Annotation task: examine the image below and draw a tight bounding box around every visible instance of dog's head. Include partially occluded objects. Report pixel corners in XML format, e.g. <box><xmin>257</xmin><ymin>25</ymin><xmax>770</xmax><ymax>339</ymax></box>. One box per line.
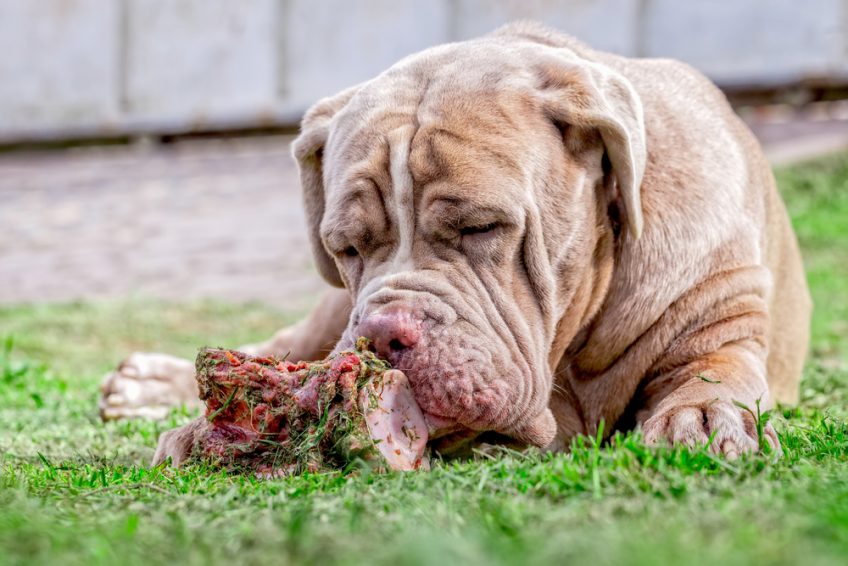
<box><xmin>292</xmin><ymin>24</ymin><xmax>646</xmax><ymax>449</ymax></box>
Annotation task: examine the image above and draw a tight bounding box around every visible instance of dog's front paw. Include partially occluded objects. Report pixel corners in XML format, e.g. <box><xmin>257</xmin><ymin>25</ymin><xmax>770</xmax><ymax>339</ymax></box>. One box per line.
<box><xmin>152</xmin><ymin>417</ymin><xmax>208</xmax><ymax>466</ymax></box>
<box><xmin>99</xmin><ymin>352</ymin><xmax>200</xmax><ymax>421</ymax></box>
<box><xmin>642</xmin><ymin>400</ymin><xmax>781</xmax><ymax>458</ymax></box>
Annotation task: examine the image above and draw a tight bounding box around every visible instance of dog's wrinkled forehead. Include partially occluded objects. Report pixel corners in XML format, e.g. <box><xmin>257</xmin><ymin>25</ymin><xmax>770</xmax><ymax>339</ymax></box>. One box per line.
<box><xmin>320</xmin><ymin>42</ymin><xmax>553</xmax><ymax>196</ymax></box>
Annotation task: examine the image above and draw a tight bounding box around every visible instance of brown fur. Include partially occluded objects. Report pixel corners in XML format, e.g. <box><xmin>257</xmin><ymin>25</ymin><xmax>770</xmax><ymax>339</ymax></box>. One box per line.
<box><xmin>108</xmin><ymin>22</ymin><xmax>812</xmax><ymax>459</ymax></box>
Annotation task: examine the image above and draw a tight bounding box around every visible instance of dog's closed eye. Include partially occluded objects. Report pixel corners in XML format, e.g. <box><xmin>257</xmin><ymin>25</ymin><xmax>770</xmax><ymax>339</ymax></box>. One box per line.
<box><xmin>459</xmin><ymin>223</ymin><xmax>499</xmax><ymax>237</ymax></box>
<box><xmin>458</xmin><ymin>223</ymin><xmax>504</xmax><ymax>255</ymax></box>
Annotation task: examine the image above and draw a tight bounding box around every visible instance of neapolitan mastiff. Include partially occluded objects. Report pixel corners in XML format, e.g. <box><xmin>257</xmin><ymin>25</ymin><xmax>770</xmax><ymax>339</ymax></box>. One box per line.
<box><xmin>100</xmin><ymin>23</ymin><xmax>811</xmax><ymax>460</ymax></box>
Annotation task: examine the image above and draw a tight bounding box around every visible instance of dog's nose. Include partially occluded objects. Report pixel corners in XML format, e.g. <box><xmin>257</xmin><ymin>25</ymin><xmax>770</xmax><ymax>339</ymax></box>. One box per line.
<box><xmin>357</xmin><ymin>308</ymin><xmax>421</xmax><ymax>359</ymax></box>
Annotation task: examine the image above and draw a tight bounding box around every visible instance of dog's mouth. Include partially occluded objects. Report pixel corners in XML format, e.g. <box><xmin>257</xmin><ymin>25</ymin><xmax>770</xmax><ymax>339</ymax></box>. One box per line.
<box><xmin>421</xmin><ymin>411</ymin><xmax>479</xmax><ymax>453</ymax></box>
<box><xmin>423</xmin><ymin>411</ymin><xmax>461</xmax><ymax>437</ymax></box>
<box><xmin>388</xmin><ymin>349</ymin><xmax>539</xmax><ymax>453</ymax></box>
<box><xmin>343</xmin><ymin>313</ymin><xmax>543</xmax><ymax>453</ymax></box>
<box><xmin>422</xmin><ymin>411</ymin><xmax>532</xmax><ymax>456</ymax></box>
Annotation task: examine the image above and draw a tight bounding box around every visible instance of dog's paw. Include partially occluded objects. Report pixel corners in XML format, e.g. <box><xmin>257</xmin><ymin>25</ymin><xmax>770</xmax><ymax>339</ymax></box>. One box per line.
<box><xmin>152</xmin><ymin>417</ymin><xmax>208</xmax><ymax>466</ymax></box>
<box><xmin>99</xmin><ymin>352</ymin><xmax>200</xmax><ymax>421</ymax></box>
<box><xmin>642</xmin><ymin>400</ymin><xmax>781</xmax><ymax>458</ymax></box>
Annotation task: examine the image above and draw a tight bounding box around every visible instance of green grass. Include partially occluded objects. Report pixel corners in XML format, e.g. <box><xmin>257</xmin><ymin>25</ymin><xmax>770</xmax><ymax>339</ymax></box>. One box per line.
<box><xmin>2</xmin><ymin>154</ymin><xmax>848</xmax><ymax>565</ymax></box>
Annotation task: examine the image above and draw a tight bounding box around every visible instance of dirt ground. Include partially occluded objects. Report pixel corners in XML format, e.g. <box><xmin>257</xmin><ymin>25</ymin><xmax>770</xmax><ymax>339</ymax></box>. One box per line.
<box><xmin>1</xmin><ymin>109</ymin><xmax>846</xmax><ymax>309</ymax></box>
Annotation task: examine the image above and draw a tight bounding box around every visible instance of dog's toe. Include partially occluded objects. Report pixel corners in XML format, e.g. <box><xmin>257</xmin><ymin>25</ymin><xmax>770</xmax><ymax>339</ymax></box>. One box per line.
<box><xmin>642</xmin><ymin>400</ymin><xmax>780</xmax><ymax>458</ymax></box>
<box><xmin>666</xmin><ymin>406</ymin><xmax>711</xmax><ymax>447</ymax></box>
<box><xmin>99</xmin><ymin>352</ymin><xmax>199</xmax><ymax>421</ymax></box>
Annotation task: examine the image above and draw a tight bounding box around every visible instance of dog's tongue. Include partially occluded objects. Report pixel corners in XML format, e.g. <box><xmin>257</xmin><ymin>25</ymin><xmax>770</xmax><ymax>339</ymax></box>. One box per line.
<box><xmin>359</xmin><ymin>369</ymin><xmax>430</xmax><ymax>471</ymax></box>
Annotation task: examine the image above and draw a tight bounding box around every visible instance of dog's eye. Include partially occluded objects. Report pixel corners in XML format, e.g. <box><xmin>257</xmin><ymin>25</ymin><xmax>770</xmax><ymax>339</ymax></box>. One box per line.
<box><xmin>459</xmin><ymin>223</ymin><xmax>499</xmax><ymax>236</ymax></box>
<box><xmin>342</xmin><ymin>246</ymin><xmax>359</xmax><ymax>258</ymax></box>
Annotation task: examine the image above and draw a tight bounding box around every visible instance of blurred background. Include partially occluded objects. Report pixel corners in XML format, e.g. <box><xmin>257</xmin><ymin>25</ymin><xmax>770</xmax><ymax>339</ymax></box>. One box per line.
<box><xmin>1</xmin><ymin>0</ymin><xmax>847</xmax><ymax>308</ymax></box>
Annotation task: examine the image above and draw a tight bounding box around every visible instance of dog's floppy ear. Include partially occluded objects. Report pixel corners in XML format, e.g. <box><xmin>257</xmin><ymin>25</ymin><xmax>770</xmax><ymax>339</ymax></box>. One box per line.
<box><xmin>535</xmin><ymin>56</ymin><xmax>647</xmax><ymax>239</ymax></box>
<box><xmin>291</xmin><ymin>86</ymin><xmax>361</xmax><ymax>287</ymax></box>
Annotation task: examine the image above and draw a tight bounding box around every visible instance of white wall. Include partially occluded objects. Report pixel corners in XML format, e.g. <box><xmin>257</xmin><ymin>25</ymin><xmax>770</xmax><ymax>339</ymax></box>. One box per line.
<box><xmin>1</xmin><ymin>0</ymin><xmax>846</xmax><ymax>142</ymax></box>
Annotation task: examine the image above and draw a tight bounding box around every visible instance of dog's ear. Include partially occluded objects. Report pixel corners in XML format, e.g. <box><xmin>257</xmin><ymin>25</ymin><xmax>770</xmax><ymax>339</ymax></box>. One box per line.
<box><xmin>291</xmin><ymin>85</ymin><xmax>361</xmax><ymax>287</ymax></box>
<box><xmin>535</xmin><ymin>56</ymin><xmax>647</xmax><ymax>239</ymax></box>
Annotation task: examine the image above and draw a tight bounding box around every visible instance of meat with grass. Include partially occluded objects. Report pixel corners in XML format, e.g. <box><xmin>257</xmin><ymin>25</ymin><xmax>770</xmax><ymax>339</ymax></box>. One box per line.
<box><xmin>153</xmin><ymin>339</ymin><xmax>429</xmax><ymax>475</ymax></box>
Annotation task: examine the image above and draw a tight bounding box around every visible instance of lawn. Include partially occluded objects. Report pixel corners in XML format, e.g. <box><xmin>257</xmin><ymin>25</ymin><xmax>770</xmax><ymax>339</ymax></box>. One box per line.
<box><xmin>2</xmin><ymin>154</ymin><xmax>847</xmax><ymax>566</ymax></box>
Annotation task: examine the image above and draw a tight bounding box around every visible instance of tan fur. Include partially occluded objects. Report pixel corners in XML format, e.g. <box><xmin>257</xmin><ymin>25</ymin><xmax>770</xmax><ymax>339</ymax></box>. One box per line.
<box><xmin>115</xmin><ymin>22</ymin><xmax>812</xmax><ymax>459</ymax></box>
<box><xmin>288</xmin><ymin>21</ymin><xmax>812</xmax><ymax>453</ymax></box>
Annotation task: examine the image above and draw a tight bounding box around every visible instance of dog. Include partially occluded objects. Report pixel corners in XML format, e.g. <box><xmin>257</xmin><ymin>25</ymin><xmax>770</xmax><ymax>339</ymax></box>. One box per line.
<box><xmin>101</xmin><ymin>22</ymin><xmax>811</xmax><ymax>461</ymax></box>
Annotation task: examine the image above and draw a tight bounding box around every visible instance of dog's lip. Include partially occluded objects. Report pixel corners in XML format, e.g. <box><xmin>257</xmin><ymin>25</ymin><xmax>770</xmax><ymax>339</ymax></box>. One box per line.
<box><xmin>423</xmin><ymin>412</ymin><xmax>464</xmax><ymax>439</ymax></box>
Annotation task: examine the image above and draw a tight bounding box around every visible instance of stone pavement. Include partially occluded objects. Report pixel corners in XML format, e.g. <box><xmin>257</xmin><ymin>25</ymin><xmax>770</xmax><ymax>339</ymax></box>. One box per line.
<box><xmin>0</xmin><ymin>136</ymin><xmax>324</xmax><ymax>309</ymax></box>
<box><xmin>0</xmin><ymin>111</ymin><xmax>846</xmax><ymax>308</ymax></box>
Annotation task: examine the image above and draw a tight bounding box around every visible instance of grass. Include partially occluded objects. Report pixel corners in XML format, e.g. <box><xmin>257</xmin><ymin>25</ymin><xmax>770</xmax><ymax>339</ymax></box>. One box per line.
<box><xmin>2</xmin><ymin>154</ymin><xmax>848</xmax><ymax>565</ymax></box>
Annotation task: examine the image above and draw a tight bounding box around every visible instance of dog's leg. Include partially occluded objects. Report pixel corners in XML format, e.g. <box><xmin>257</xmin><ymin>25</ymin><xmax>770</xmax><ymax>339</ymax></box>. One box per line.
<box><xmin>99</xmin><ymin>289</ymin><xmax>351</xmax><ymax>420</ymax></box>
<box><xmin>151</xmin><ymin>416</ymin><xmax>208</xmax><ymax>466</ymax></box>
<box><xmin>238</xmin><ymin>287</ymin><xmax>351</xmax><ymax>360</ymax></box>
<box><xmin>638</xmin><ymin>341</ymin><xmax>781</xmax><ymax>458</ymax></box>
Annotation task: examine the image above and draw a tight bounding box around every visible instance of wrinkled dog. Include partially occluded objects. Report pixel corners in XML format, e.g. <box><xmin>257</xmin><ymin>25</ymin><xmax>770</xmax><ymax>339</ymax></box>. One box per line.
<box><xmin>102</xmin><ymin>23</ymin><xmax>811</xmax><ymax>461</ymax></box>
